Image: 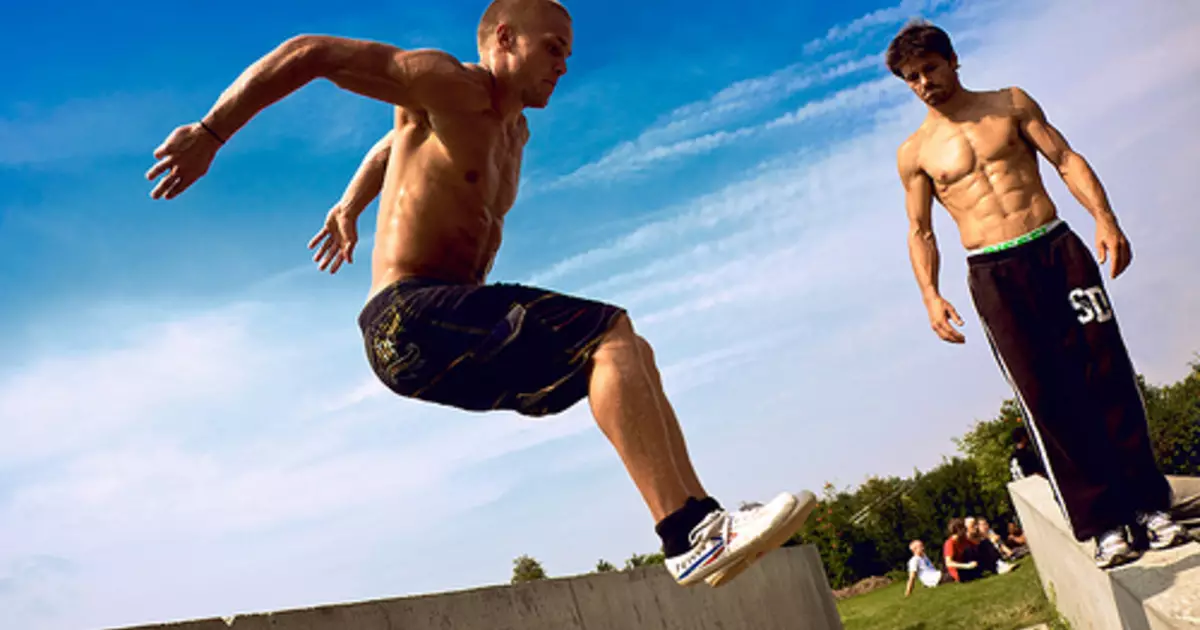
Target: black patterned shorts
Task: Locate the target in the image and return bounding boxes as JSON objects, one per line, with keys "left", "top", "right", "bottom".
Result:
{"left": 357, "top": 277, "right": 627, "bottom": 417}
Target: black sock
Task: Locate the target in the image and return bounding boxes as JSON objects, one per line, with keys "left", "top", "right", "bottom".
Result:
{"left": 655, "top": 496, "right": 723, "bottom": 558}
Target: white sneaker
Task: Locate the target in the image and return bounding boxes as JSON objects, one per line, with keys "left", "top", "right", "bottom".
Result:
{"left": 1137, "top": 511, "right": 1188, "bottom": 550}
{"left": 996, "top": 560, "right": 1013, "bottom": 574}
{"left": 705, "top": 490, "right": 818, "bottom": 588}
{"left": 664, "top": 491, "right": 799, "bottom": 587}
{"left": 1094, "top": 528, "right": 1140, "bottom": 569}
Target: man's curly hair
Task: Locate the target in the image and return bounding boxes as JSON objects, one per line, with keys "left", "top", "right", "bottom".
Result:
{"left": 885, "top": 20, "right": 957, "bottom": 78}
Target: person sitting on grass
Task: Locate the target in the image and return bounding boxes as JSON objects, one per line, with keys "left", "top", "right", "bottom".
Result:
{"left": 966, "top": 516, "right": 1014, "bottom": 576}
{"left": 943, "top": 518, "right": 981, "bottom": 582}
{"left": 1006, "top": 522, "right": 1028, "bottom": 549}
{"left": 905, "top": 539, "right": 949, "bottom": 597}
{"left": 979, "top": 517, "right": 1023, "bottom": 560}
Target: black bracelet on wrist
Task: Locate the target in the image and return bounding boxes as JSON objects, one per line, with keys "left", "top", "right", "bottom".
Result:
{"left": 200, "top": 120, "right": 225, "bottom": 144}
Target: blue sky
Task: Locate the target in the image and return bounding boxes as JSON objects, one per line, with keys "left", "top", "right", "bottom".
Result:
{"left": 3, "top": 0, "right": 1199, "bottom": 627}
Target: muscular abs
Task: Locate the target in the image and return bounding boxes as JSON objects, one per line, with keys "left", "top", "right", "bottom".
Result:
{"left": 914, "top": 93, "right": 1058, "bottom": 249}
{"left": 369, "top": 104, "right": 526, "bottom": 298}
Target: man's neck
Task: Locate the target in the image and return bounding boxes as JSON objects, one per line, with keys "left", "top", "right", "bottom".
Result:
{"left": 478, "top": 62, "right": 526, "bottom": 122}
{"left": 927, "top": 88, "right": 973, "bottom": 120}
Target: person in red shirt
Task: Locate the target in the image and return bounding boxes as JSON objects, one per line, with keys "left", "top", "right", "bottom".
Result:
{"left": 943, "top": 518, "right": 980, "bottom": 582}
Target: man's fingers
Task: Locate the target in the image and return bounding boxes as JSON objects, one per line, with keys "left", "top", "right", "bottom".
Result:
{"left": 329, "top": 253, "right": 346, "bottom": 274}
{"left": 146, "top": 158, "right": 172, "bottom": 182}
{"left": 1114, "top": 243, "right": 1132, "bottom": 278}
{"left": 935, "top": 317, "right": 965, "bottom": 344}
{"left": 1097, "top": 240, "right": 1109, "bottom": 264}
{"left": 151, "top": 174, "right": 177, "bottom": 200}
{"left": 165, "top": 173, "right": 195, "bottom": 200}
{"left": 948, "top": 304, "right": 965, "bottom": 326}
{"left": 308, "top": 228, "right": 330, "bottom": 250}
{"left": 314, "top": 236, "right": 335, "bottom": 264}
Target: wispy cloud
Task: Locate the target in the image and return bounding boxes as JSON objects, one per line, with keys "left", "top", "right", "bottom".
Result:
{"left": 804, "top": 0, "right": 955, "bottom": 54}
{"left": 536, "top": 0, "right": 970, "bottom": 192}
{"left": 540, "top": 53, "right": 885, "bottom": 191}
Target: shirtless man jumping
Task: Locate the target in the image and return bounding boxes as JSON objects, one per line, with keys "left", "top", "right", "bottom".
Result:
{"left": 888, "top": 20, "right": 1187, "bottom": 569}
{"left": 144, "top": 0, "right": 814, "bottom": 588}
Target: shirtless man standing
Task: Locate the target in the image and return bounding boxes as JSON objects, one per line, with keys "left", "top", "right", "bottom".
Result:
{"left": 887, "top": 20, "right": 1187, "bottom": 569}
{"left": 144, "top": 0, "right": 814, "bottom": 588}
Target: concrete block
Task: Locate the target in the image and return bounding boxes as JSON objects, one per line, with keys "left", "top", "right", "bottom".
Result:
{"left": 110, "top": 544, "right": 843, "bottom": 630}
{"left": 1009, "top": 476, "right": 1200, "bottom": 629}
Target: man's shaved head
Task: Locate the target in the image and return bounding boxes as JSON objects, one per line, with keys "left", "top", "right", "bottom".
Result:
{"left": 478, "top": 0, "right": 571, "bottom": 52}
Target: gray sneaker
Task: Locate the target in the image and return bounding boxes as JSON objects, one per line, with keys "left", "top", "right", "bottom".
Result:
{"left": 1094, "top": 528, "right": 1140, "bottom": 569}
{"left": 1137, "top": 511, "right": 1188, "bottom": 550}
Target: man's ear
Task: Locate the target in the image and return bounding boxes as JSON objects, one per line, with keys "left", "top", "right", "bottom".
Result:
{"left": 495, "top": 23, "right": 516, "bottom": 51}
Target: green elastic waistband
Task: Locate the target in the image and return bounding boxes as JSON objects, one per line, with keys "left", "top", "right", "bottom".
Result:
{"left": 968, "top": 218, "right": 1063, "bottom": 256}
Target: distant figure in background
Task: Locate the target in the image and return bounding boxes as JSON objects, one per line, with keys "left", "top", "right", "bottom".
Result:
{"left": 979, "top": 517, "right": 1025, "bottom": 560}
{"left": 905, "top": 539, "right": 948, "bottom": 597}
{"left": 1009, "top": 426, "right": 1046, "bottom": 481}
{"left": 966, "top": 517, "right": 1014, "bottom": 575}
{"left": 1006, "top": 523, "right": 1029, "bottom": 551}
{"left": 943, "top": 518, "right": 981, "bottom": 582}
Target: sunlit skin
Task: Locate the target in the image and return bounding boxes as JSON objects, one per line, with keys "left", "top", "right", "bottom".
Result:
{"left": 143, "top": 2, "right": 711, "bottom": 527}
{"left": 895, "top": 52, "right": 1132, "bottom": 344}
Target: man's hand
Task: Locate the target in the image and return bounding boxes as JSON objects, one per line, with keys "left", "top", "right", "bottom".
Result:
{"left": 1095, "top": 217, "right": 1132, "bottom": 279}
{"left": 308, "top": 205, "right": 360, "bottom": 274}
{"left": 145, "top": 122, "right": 222, "bottom": 200}
{"left": 925, "top": 295, "right": 966, "bottom": 344}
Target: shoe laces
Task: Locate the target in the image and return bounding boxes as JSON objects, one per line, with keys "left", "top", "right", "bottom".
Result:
{"left": 1097, "top": 529, "right": 1127, "bottom": 551}
{"left": 691, "top": 510, "right": 733, "bottom": 547}
{"left": 1140, "top": 511, "right": 1174, "bottom": 530}
{"left": 671, "top": 510, "right": 731, "bottom": 565}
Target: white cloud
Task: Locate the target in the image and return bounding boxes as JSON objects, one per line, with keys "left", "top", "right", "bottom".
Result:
{"left": 804, "top": 0, "right": 955, "bottom": 54}
{"left": 535, "top": 0, "right": 973, "bottom": 192}
{"left": 540, "top": 52, "right": 886, "bottom": 190}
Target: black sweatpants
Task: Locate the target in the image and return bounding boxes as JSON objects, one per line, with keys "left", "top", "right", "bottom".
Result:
{"left": 967, "top": 220, "right": 1171, "bottom": 542}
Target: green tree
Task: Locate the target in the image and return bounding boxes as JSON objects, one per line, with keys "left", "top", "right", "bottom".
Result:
{"left": 511, "top": 554, "right": 547, "bottom": 584}
{"left": 1142, "top": 361, "right": 1200, "bottom": 475}
{"left": 954, "top": 398, "right": 1024, "bottom": 520}
{"left": 594, "top": 559, "right": 616, "bottom": 573}
{"left": 623, "top": 551, "right": 665, "bottom": 570}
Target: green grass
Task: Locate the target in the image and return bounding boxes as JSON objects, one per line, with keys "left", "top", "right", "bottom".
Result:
{"left": 836, "top": 558, "right": 1071, "bottom": 630}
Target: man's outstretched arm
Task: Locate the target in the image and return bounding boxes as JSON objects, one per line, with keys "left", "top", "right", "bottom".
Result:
{"left": 899, "top": 139, "right": 965, "bottom": 344}
{"left": 1011, "top": 86, "right": 1131, "bottom": 278}
{"left": 201, "top": 37, "right": 489, "bottom": 143}
{"left": 146, "top": 36, "right": 488, "bottom": 200}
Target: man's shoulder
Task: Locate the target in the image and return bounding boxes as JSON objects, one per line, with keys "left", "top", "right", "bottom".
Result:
{"left": 397, "top": 51, "right": 494, "bottom": 113}
{"left": 897, "top": 129, "right": 925, "bottom": 166}
{"left": 982, "top": 85, "right": 1037, "bottom": 115}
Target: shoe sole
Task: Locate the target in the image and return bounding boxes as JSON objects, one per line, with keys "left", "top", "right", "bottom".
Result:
{"left": 704, "top": 490, "right": 818, "bottom": 588}
{"left": 1095, "top": 546, "right": 1141, "bottom": 570}
{"left": 1150, "top": 529, "right": 1189, "bottom": 551}
{"left": 675, "top": 492, "right": 802, "bottom": 587}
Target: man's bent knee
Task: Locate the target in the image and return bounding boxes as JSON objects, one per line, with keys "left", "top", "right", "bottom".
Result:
{"left": 594, "top": 314, "right": 645, "bottom": 362}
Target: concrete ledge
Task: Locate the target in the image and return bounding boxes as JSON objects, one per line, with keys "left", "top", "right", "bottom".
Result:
{"left": 111, "top": 544, "right": 843, "bottom": 630}
{"left": 1009, "top": 476, "right": 1200, "bottom": 629}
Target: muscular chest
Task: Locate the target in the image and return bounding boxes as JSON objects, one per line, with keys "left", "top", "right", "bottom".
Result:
{"left": 921, "top": 115, "right": 1026, "bottom": 188}
{"left": 429, "top": 113, "right": 525, "bottom": 215}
